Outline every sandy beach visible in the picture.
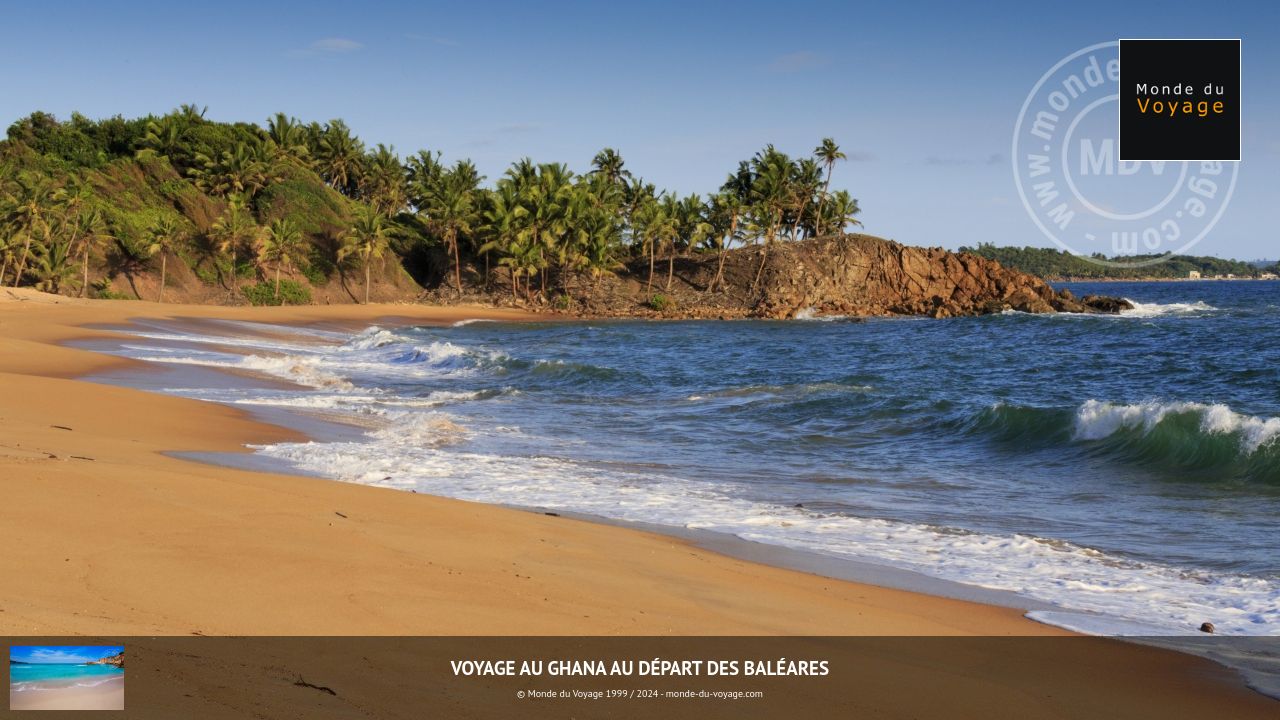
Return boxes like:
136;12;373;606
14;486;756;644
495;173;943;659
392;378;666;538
9;675;125;711
0;288;1275;718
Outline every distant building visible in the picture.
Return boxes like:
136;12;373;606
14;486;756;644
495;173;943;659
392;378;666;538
1261;272;1278;280
1188;270;1201;279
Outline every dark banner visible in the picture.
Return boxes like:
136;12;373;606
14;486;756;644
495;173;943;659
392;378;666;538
4;636;1278;719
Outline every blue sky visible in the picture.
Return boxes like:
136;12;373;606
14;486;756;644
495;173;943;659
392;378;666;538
10;646;123;664
2;0;1276;258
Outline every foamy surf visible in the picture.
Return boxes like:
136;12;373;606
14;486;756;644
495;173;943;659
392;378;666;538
1075;400;1280;454
1119;299;1218;317
252;425;1280;636
94;285;1280;648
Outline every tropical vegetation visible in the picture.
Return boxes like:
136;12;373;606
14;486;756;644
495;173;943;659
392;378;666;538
0;108;863;304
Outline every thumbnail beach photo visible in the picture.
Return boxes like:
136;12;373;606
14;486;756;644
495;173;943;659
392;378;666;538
9;646;124;711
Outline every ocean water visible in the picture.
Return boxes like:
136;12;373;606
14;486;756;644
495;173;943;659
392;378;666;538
101;280;1280;637
9;664;123;691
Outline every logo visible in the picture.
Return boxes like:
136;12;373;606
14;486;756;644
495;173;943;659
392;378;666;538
1012;42;1238;267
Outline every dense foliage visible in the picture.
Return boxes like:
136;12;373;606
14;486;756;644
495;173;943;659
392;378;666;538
959;243;1265;280
0;108;863;303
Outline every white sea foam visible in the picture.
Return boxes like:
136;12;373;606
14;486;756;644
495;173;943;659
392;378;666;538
1119;299;1218;317
794;307;850;321
1074;400;1280;453
1002;299;1217;318
252;416;1280;637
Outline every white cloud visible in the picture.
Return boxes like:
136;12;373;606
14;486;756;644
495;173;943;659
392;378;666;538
27;648;90;663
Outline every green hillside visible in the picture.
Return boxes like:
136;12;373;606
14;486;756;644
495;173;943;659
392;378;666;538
0;108;862;306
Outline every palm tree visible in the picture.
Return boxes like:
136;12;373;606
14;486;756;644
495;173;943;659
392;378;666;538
574;203;623;293
317;120;365;195
74;207;109;297
7;173;57;287
339;207;392;304
406;149;444;204
496;234;540;302
788;158;823;241
708;190;744;293
146;216;184;303
750;146;791;245
590;148;630;186
32;240;76;294
816;190;862;236
622;177;656;255
748;146;793;287
423;161;482;291
189;142;277;200
136;117;185;160
631;194;665;292
258;218;305;300
509;162;572;298
52;176;93;289
478;184;526;298
663;194;709;291
210;199;257;293
813;138;846;231
362;144;406;216
265;112;310;165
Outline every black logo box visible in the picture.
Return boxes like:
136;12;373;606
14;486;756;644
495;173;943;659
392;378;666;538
1119;39;1241;162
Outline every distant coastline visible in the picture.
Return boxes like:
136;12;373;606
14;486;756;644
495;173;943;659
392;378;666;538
1051;275;1280;283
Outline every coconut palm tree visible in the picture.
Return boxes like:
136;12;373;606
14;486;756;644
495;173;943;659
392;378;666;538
406;149;444;203
750;146;791;245
663;194;710;291
589;148;630;187
256;218;305;301
478;184;526;297
31;239;76;294
74;207;109;297
788;158;823;241
816;190;862;236
422;161;482;291
210;198;258;293
362;144;407;216
496;233;540;302
317;120;365;195
748;146;793;287
146;216;184;303
6;173;58;287
189;142;276;200
265;113;310;165
339;207;392;304
511;163;573;298
813;138;847;230
622;178;656;255
574;204;624;293
708;190;745;292
136;116;185;161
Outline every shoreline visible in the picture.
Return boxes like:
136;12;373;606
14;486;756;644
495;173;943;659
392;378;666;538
9;674;125;712
1;289;1276;716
